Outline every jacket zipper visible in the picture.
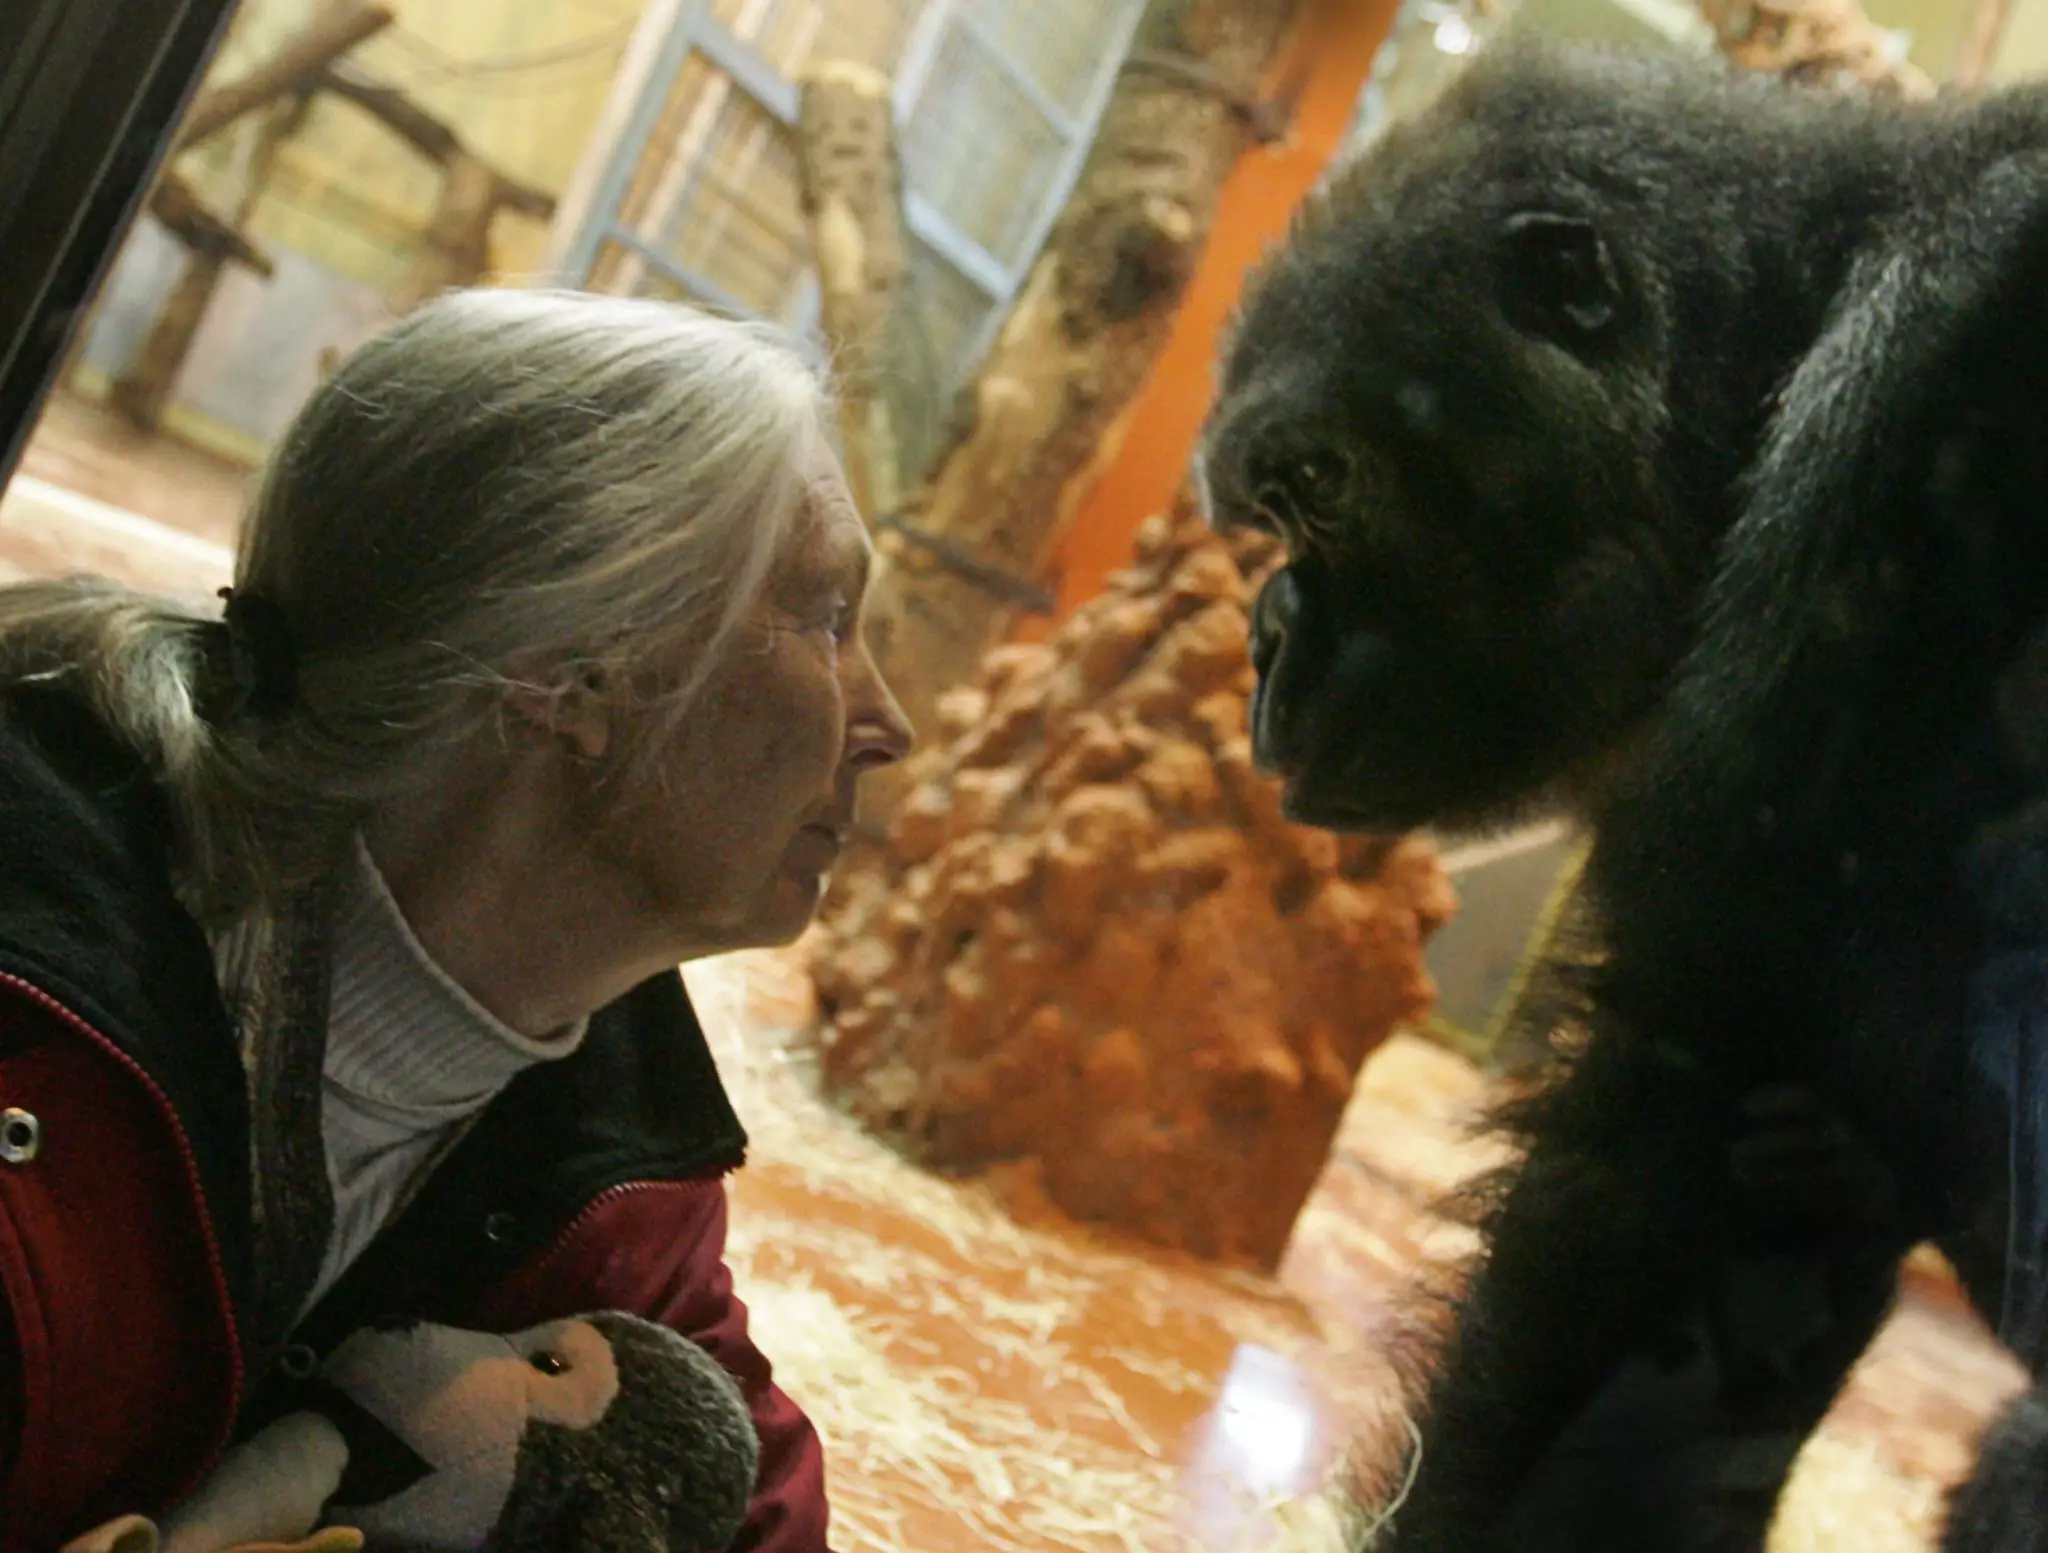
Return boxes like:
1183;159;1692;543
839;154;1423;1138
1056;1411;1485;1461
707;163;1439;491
514;1175;727;1290
0;971;244;1489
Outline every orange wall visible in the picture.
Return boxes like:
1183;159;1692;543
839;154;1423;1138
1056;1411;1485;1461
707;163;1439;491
1018;1;1395;638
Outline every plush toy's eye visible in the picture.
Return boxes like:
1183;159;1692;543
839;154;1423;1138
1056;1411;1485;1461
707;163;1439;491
529;1351;568;1375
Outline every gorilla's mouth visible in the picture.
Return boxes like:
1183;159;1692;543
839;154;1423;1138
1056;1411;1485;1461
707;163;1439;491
1247;561;1422;829
1249;613;1399;781
1246;557;1518;833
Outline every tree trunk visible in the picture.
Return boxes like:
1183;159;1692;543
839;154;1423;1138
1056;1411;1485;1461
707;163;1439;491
1696;0;1934;97
794;61;909;526
861;0;1308;793
1951;0;2012;86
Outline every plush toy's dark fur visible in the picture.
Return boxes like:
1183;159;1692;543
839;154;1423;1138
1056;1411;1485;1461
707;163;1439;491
1203;38;2048;1553
489;1313;758;1552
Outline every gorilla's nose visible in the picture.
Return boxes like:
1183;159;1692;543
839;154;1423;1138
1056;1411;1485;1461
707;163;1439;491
1249;566;1317;775
1249;566;1300;678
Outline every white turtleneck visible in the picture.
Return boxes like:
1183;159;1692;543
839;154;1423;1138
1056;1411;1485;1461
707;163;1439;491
301;837;588;1310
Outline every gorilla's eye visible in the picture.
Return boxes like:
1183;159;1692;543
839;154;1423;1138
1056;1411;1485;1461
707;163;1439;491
1291;453;1350;505
1247;448;1352;539
529;1351;568;1375
1500;211;1620;346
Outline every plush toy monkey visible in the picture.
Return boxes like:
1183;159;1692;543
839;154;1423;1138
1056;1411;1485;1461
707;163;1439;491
63;1310;759;1553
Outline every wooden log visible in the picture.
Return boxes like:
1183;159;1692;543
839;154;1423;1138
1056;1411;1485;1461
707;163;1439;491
317;65;556;218
309;62;558;314
387;153;505;313
1696;0;1934;97
857;0;1309;796
1951;0;2012;87
148;172;274;275
113;99;307;431
175;2;393;150
317;64;461;164
106;260;224;431
794;60;908;526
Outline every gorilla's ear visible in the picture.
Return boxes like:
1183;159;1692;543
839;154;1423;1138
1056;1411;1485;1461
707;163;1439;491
1499;210;1621;345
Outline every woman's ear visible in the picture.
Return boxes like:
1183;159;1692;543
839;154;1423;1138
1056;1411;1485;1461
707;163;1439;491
506;669;611;762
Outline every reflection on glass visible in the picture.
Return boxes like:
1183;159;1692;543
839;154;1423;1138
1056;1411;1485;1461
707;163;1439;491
1196;1344;1318;1495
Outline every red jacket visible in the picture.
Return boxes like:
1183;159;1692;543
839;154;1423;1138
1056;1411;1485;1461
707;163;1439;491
0;689;834;1551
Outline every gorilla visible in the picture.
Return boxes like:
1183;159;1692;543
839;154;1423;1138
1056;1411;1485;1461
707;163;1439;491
1200;38;2048;1553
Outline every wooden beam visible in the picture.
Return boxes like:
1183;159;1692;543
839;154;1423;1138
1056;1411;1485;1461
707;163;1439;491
317;63;557;219
174;2;393;150
316;62;461;163
1951;0;2012;87
148;171;274;275
114;98;307;430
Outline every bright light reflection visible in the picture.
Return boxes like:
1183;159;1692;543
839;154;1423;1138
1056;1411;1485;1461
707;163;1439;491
1204;1345;1315;1494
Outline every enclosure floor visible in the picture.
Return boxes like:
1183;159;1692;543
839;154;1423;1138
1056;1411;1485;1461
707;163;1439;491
685;944;2026;1553
15;389;250;546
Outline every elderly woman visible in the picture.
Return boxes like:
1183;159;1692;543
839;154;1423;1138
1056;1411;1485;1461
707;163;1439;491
0;289;909;1551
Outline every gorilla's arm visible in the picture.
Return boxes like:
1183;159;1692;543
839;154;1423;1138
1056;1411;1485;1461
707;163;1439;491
1617;149;2048;888
1381;1025;1905;1553
1381;1028;1719;1553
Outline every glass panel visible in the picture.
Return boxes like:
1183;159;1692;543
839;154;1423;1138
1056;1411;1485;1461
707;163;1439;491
653;87;807;312
961;0;1128;116
711;0;925;76
613;52;725;235
881;238;994;487
900;27;1064;270
611;65;809;317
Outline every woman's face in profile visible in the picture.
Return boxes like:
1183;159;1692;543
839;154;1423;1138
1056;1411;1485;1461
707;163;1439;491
601;439;912;955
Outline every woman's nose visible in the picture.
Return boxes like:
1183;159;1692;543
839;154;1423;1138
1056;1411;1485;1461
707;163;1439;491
846;643;913;771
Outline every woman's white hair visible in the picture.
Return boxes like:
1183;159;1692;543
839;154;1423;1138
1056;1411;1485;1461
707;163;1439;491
0;287;832;922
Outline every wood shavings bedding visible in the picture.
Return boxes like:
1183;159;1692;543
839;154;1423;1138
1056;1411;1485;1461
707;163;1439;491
688;953;1952;1552
746;1269;1369;1552
739;1274;1175;1550
1768;1435;1947;1553
690;952;1387;1550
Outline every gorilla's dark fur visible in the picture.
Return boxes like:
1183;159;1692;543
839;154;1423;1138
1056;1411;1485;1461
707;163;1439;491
1202;39;2048;1553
